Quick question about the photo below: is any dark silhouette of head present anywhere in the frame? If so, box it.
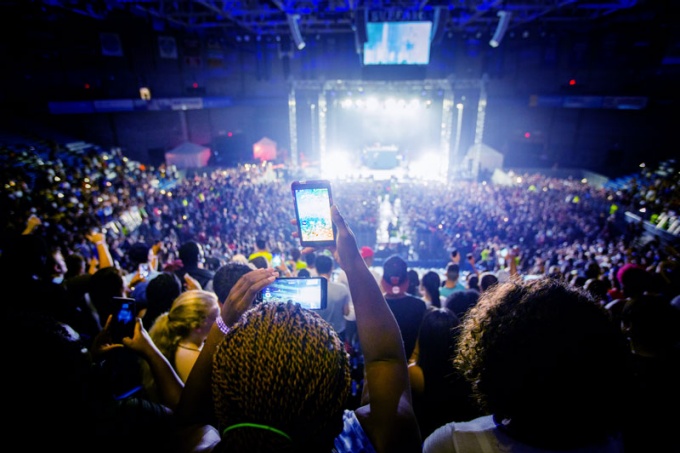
[128,242,151,267]
[290,247,302,262]
[446,264,460,282]
[407,269,420,296]
[213,262,254,303]
[88,267,125,322]
[421,271,441,307]
[145,272,182,325]
[456,278,630,449]
[249,256,268,270]
[179,241,204,268]
[297,268,311,278]
[616,264,649,298]
[382,254,408,287]
[467,274,480,292]
[445,289,480,319]
[479,272,499,292]
[304,251,317,268]
[417,307,460,374]
[315,254,333,275]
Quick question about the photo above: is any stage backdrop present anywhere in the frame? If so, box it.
[253,136,277,161]
[165,141,211,169]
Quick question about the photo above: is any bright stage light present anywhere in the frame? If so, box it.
[340,98,353,109]
[409,151,443,181]
[321,150,354,179]
[365,97,379,110]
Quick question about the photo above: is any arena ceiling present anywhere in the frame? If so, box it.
[12,0,662,39]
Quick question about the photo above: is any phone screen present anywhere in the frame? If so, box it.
[271,254,282,267]
[138,263,150,278]
[291,180,336,248]
[110,297,136,343]
[258,277,328,310]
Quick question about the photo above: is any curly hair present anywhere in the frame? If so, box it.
[212,301,351,452]
[455,278,630,449]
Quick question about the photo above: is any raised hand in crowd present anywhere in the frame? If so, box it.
[22,213,41,235]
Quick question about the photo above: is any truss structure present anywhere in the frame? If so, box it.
[30,0,641,38]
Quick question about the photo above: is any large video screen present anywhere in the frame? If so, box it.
[363,21,432,66]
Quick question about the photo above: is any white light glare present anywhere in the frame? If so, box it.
[321,151,354,179]
[365,97,379,110]
[409,151,442,181]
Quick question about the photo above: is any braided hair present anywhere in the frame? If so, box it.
[212,301,351,452]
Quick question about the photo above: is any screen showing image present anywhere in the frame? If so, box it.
[260,278,327,310]
[294,187,334,243]
[363,21,432,65]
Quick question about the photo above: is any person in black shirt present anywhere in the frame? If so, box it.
[175,240,214,291]
[380,254,427,359]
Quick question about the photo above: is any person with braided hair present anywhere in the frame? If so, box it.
[173,205,422,452]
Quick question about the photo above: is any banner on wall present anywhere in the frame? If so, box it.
[206,51,224,68]
[206,39,225,67]
[183,38,202,67]
[48,96,232,114]
[158,36,178,59]
[184,56,203,68]
[100,33,123,57]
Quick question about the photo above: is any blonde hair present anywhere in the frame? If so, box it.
[212,302,351,451]
[148,289,219,368]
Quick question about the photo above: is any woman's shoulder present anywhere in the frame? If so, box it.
[175,346,201,381]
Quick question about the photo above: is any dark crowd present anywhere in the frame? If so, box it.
[1,138,678,453]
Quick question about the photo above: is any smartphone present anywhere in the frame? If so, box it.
[138,263,150,278]
[291,180,336,248]
[109,297,136,343]
[271,254,282,267]
[257,277,328,310]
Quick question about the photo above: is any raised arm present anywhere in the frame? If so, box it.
[22,214,42,235]
[87,231,113,269]
[331,206,421,453]
[122,317,184,409]
[174,268,277,427]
